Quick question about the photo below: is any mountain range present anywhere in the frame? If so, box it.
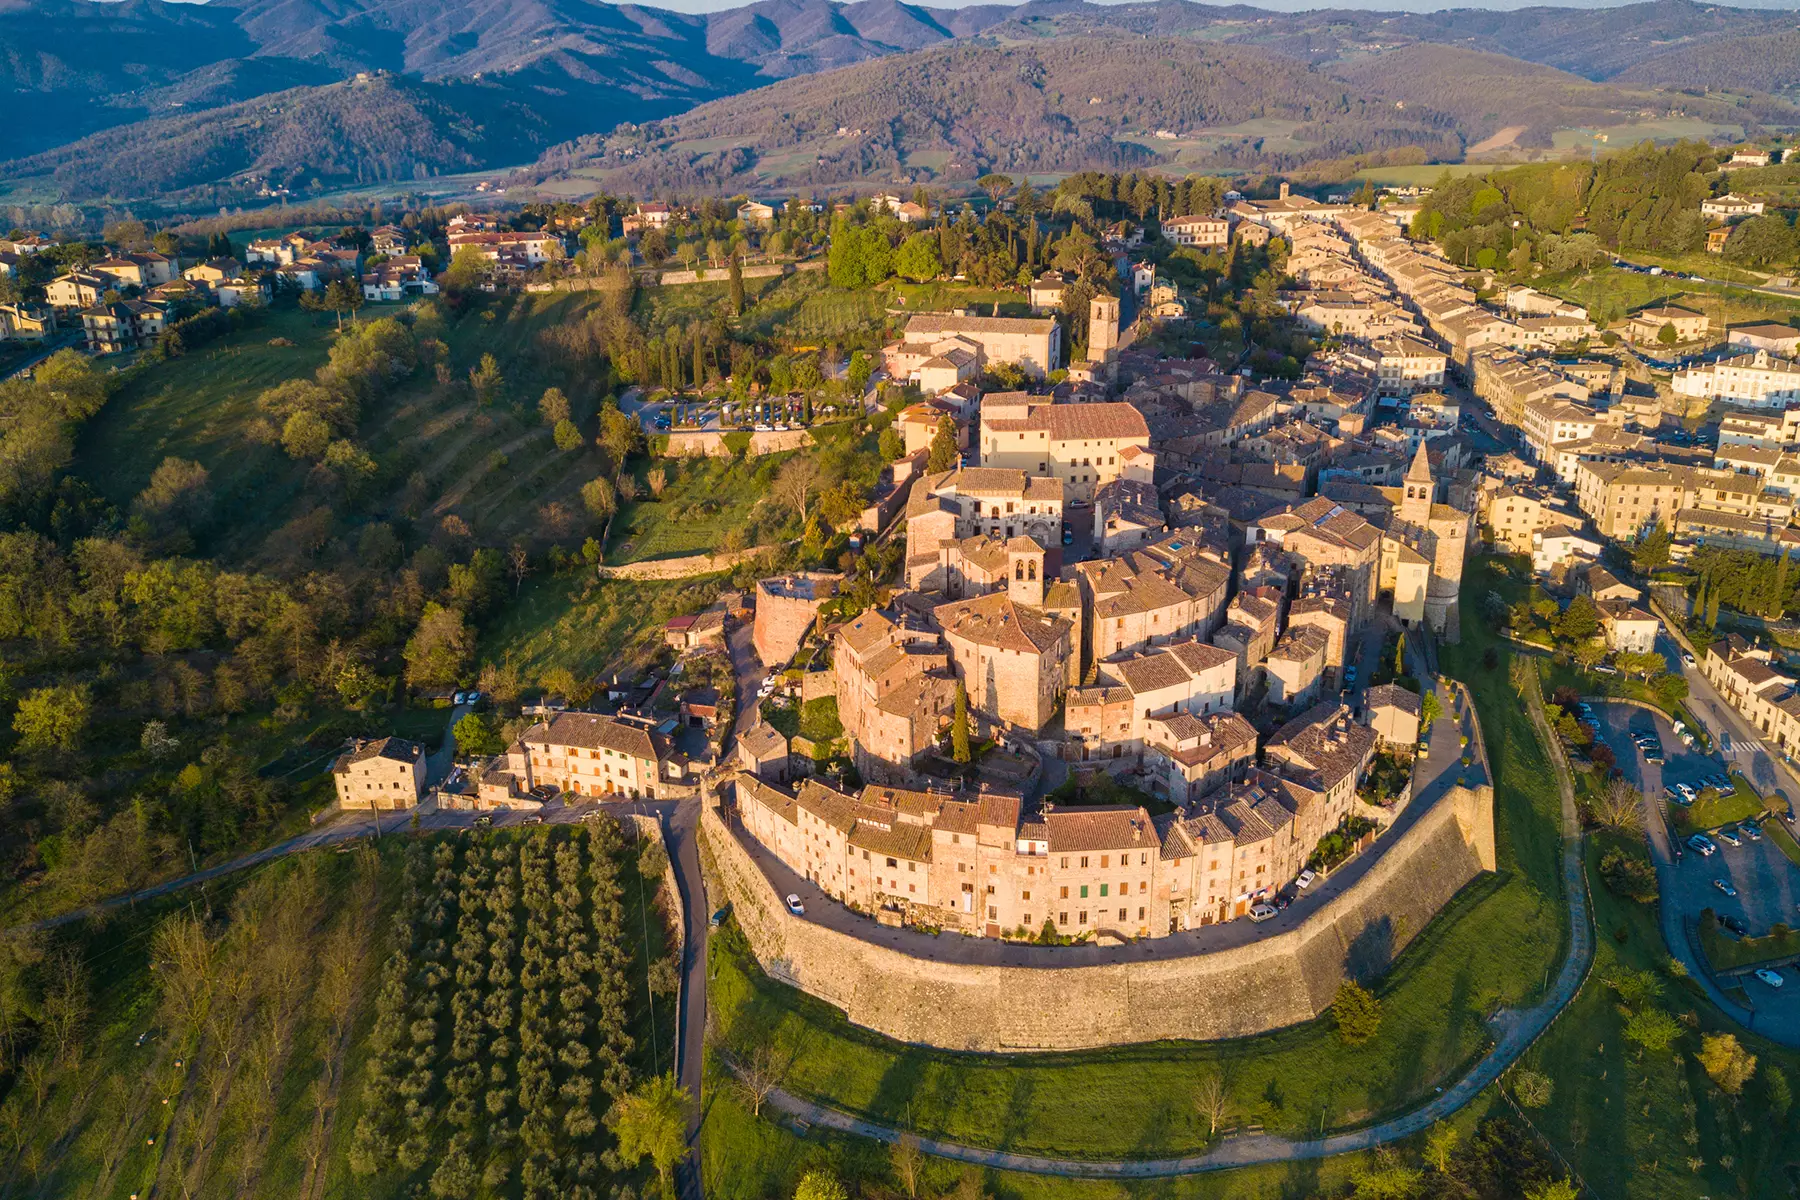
[4,0,1800,205]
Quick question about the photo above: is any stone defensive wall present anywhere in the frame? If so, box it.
[702,782,1496,1051]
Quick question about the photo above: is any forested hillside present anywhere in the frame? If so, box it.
[553,35,1465,193]
[7,0,1800,204]
[4,75,555,203]
[1329,45,1795,151]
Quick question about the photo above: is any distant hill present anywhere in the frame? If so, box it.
[1613,28,1800,94]
[1327,44,1798,150]
[4,0,1800,203]
[547,34,1465,192]
[2,74,554,202]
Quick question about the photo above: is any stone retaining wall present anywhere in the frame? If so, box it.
[662,432,732,459]
[594,547,766,581]
[703,781,1496,1051]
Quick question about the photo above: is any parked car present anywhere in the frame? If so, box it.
[1717,826,1743,846]
[1296,869,1317,890]
[1344,665,1358,685]
[1668,787,1693,807]
[1714,878,1739,898]
[1675,783,1698,803]
[522,815,544,826]
[784,893,805,916]
[1248,903,1278,922]
[1721,914,1750,936]
[710,905,733,928]
[1645,751,1665,765]
[475,815,493,827]
[453,691,467,705]
[1687,832,1716,855]
[1593,663,1619,675]
[1742,821,1764,841]
[1682,652,1696,666]
[1756,968,1786,988]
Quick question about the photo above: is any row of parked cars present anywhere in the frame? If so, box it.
[1667,772,1734,809]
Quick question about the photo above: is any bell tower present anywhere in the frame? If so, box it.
[1400,441,1434,526]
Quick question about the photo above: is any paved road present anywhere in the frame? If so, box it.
[1588,702,1800,1047]
[740,670,1591,1177]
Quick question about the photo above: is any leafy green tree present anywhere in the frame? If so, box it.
[1652,671,1689,708]
[977,174,1015,205]
[468,353,503,406]
[280,409,333,460]
[952,681,971,764]
[1623,1006,1682,1053]
[607,1073,690,1198]
[927,415,960,473]
[324,277,363,330]
[1657,322,1678,347]
[878,427,904,462]
[1556,595,1599,641]
[1332,980,1381,1045]
[1525,1180,1580,1200]
[538,387,572,426]
[1632,521,1672,573]
[1699,1032,1756,1094]
[848,350,874,395]
[453,712,507,757]
[794,1170,850,1200]
[1420,690,1443,732]
[554,419,584,452]
[895,233,943,283]
[582,476,618,521]
[404,603,473,688]
[1511,1067,1554,1108]
[13,684,89,754]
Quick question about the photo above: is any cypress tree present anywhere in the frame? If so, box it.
[952,682,971,764]
[728,253,745,315]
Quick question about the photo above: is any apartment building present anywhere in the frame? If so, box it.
[1673,349,1800,409]
[1163,215,1229,248]
[979,399,1152,502]
[1627,305,1709,346]
[518,712,679,799]
[896,312,1063,379]
[1703,635,1800,757]
[1065,638,1239,761]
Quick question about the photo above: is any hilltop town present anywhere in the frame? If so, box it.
[6,138,1800,1200]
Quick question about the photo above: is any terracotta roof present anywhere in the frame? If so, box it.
[1362,682,1421,716]
[934,591,1070,655]
[334,736,423,773]
[1043,805,1154,852]
[534,712,663,761]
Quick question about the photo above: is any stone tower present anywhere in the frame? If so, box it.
[1400,441,1434,527]
[1088,294,1120,362]
[1006,538,1046,608]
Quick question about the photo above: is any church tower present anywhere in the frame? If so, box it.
[1400,441,1434,526]
[1088,294,1120,362]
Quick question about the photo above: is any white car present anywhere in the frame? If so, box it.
[1756,968,1786,988]
[1295,869,1317,890]
[785,894,805,916]
[1248,903,1278,922]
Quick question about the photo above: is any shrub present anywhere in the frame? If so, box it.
[1332,979,1382,1045]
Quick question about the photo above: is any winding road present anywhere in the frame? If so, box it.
[732,665,1597,1178]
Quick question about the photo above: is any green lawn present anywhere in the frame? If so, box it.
[1701,922,1800,972]
[609,452,800,565]
[478,571,724,686]
[1674,772,1771,833]
[1766,817,1800,869]
[71,294,622,563]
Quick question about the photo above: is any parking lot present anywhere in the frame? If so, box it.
[1590,703,1800,1015]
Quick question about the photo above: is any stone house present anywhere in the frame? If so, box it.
[1598,601,1659,654]
[332,736,427,809]
[978,399,1152,503]
[1363,684,1421,748]
[519,712,680,800]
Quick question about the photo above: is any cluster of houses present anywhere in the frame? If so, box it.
[728,291,1466,937]
[5,221,450,356]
